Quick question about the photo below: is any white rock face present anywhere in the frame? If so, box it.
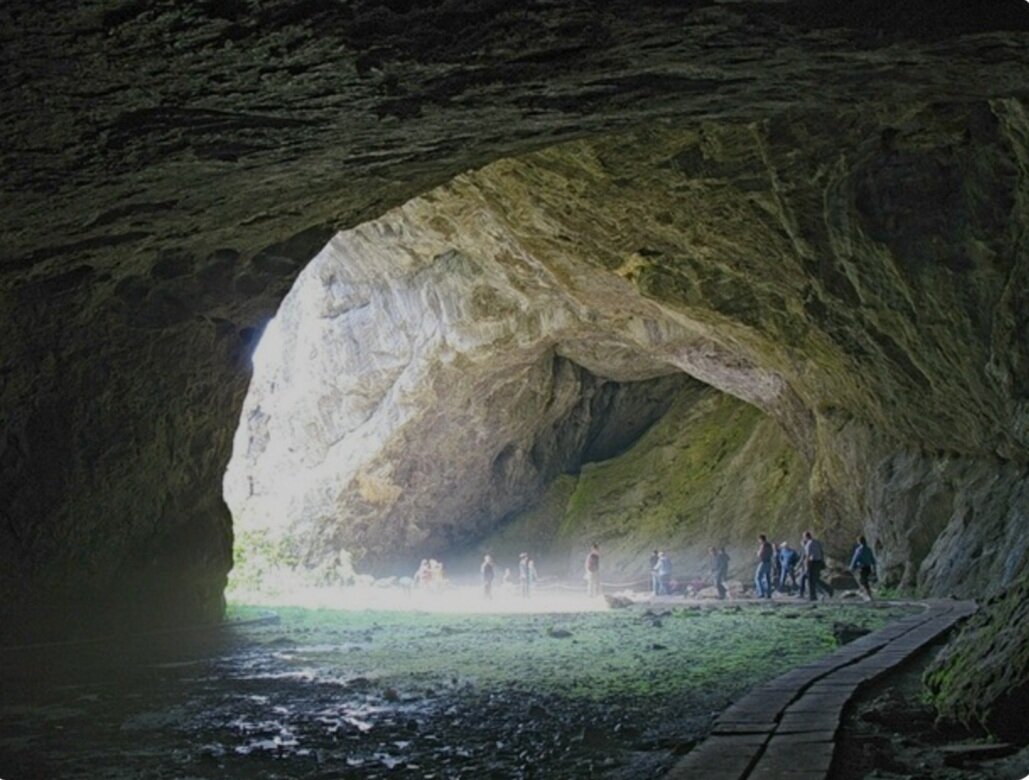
[227,112,1027,590]
[224,160,797,570]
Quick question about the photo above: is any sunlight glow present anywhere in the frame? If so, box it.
[229,581,621,615]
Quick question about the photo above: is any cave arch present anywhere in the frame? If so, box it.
[0,1,1025,657]
[224,110,1027,601]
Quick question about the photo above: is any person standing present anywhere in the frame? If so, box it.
[585,544,601,598]
[649,549,660,595]
[755,534,774,598]
[710,547,730,600]
[778,541,799,594]
[654,551,672,596]
[481,554,495,600]
[849,536,878,600]
[802,531,832,601]
[518,552,531,598]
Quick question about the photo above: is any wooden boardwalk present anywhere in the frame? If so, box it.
[666,600,978,780]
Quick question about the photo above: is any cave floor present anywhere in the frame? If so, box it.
[0,600,916,780]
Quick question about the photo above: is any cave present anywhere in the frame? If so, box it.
[2,1,1028,777]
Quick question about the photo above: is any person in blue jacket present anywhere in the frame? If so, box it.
[778,541,800,595]
[849,536,878,600]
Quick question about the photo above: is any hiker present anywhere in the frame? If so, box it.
[772,542,783,592]
[481,554,496,599]
[414,559,432,590]
[711,546,730,600]
[802,531,833,601]
[755,534,774,598]
[519,552,532,598]
[649,549,660,595]
[850,536,878,600]
[654,551,672,596]
[585,544,601,598]
[428,558,445,591]
[778,541,800,594]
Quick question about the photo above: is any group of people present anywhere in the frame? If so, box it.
[748,532,878,601]
[472,534,879,603]
[413,558,447,591]
[480,552,539,599]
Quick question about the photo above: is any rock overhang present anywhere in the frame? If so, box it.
[0,0,1027,638]
[228,108,1026,585]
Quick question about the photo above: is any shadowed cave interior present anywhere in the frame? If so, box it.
[2,1,1029,778]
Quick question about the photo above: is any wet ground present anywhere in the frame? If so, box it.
[1,597,914,779]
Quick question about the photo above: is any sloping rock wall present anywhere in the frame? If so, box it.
[229,104,1028,598]
[1,1,1027,643]
[926,574,1029,743]
[474,382,813,584]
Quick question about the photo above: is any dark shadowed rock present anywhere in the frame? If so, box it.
[0,0,1026,739]
[833,622,872,645]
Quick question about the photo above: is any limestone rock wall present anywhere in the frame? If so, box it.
[814,423,1028,594]
[471,382,814,585]
[926,574,1029,743]
[229,103,1028,599]
[1,0,1027,643]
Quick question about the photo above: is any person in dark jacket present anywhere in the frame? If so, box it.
[849,536,878,600]
[585,544,601,598]
[711,546,730,600]
[755,534,773,598]
[481,554,496,600]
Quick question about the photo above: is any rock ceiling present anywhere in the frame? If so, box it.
[0,1,1028,638]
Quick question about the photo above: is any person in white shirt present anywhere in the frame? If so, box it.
[802,531,832,602]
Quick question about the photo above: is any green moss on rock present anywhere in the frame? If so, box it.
[925,575,1029,743]
[485,382,814,580]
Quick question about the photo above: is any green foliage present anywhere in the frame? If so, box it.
[228,528,354,595]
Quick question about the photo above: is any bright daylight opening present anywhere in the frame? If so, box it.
[221,183,818,617]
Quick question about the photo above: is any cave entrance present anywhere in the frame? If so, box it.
[222,219,813,610]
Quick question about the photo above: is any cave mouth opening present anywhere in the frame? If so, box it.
[221,202,814,612]
[223,289,701,612]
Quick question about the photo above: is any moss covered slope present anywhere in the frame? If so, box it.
[482,383,814,582]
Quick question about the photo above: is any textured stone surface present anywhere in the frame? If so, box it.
[926,577,1029,743]
[473,382,812,580]
[0,0,1026,679]
[230,108,1027,590]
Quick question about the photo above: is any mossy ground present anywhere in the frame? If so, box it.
[226,601,884,703]
[0,600,914,779]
